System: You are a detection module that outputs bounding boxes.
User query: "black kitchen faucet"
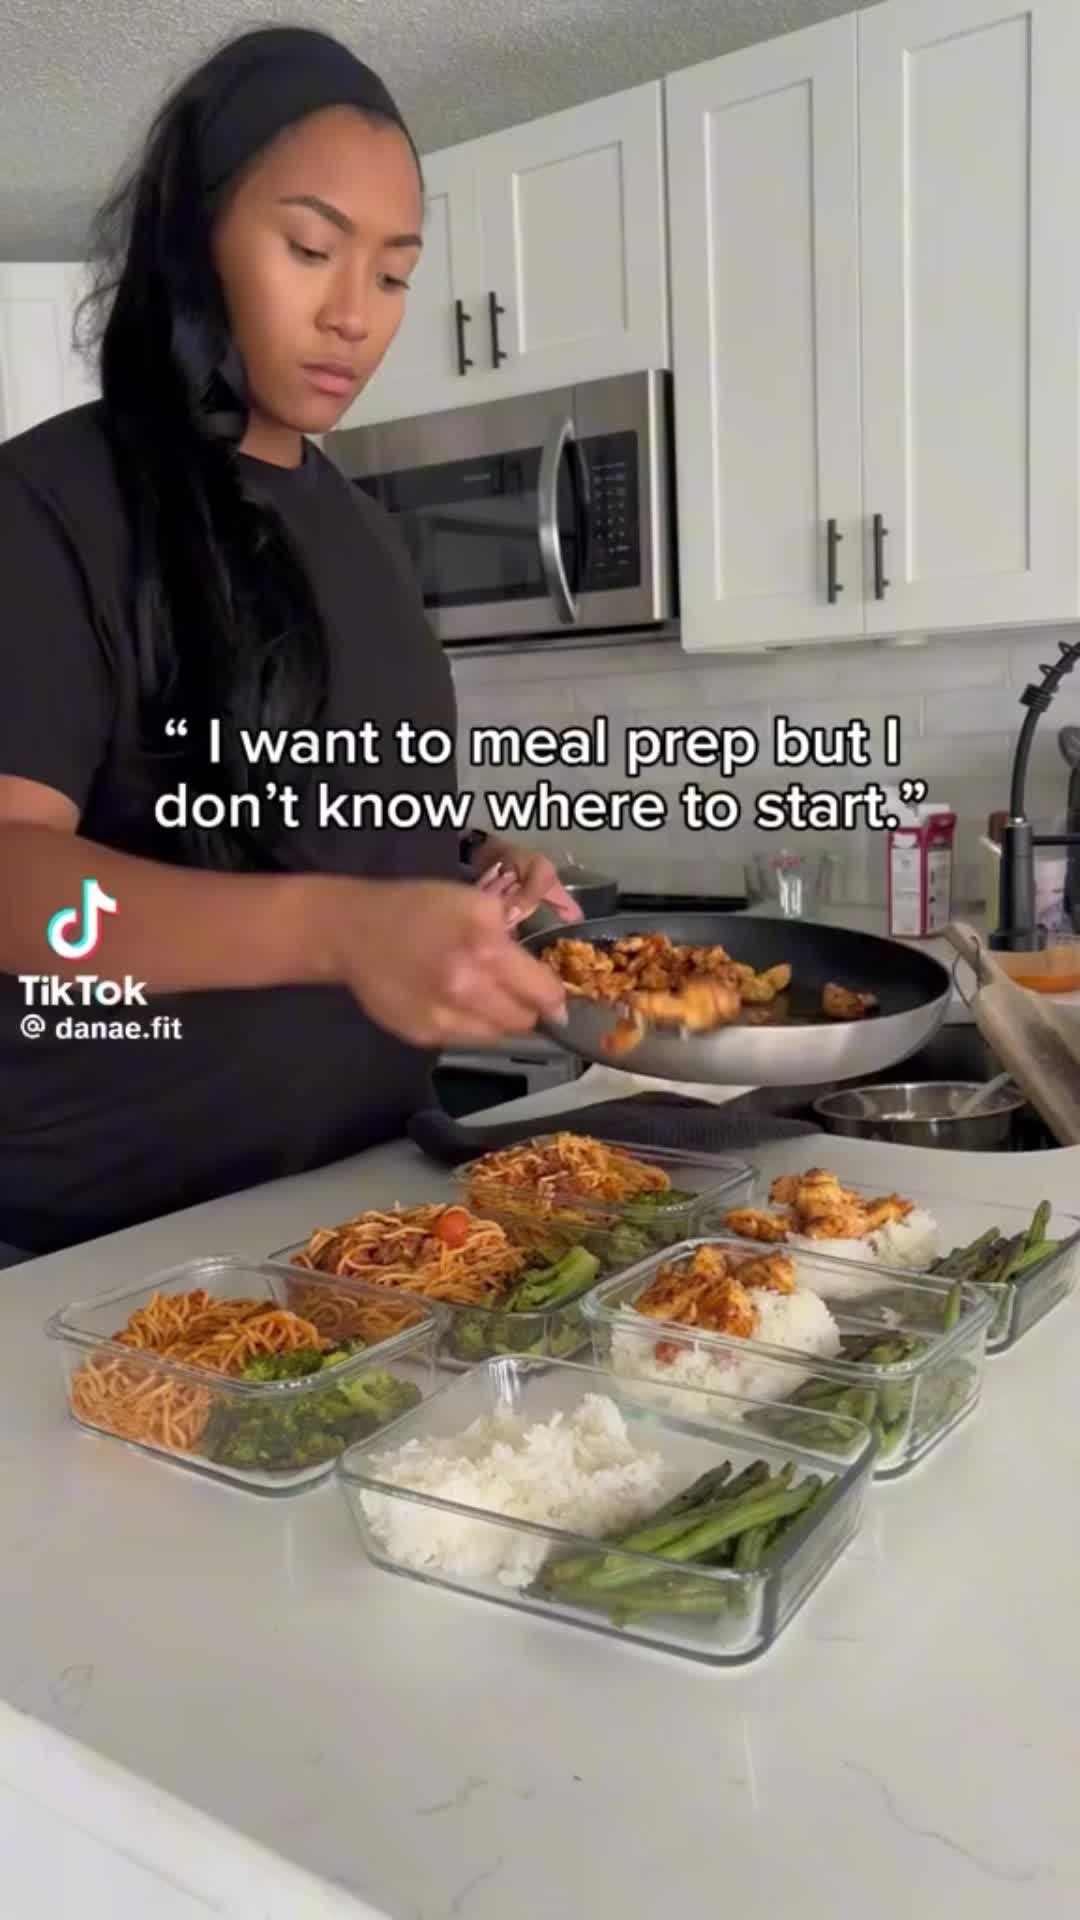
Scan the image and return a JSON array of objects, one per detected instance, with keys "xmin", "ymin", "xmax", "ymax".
[{"xmin": 994, "ymin": 635, "xmax": 1080, "ymax": 950}]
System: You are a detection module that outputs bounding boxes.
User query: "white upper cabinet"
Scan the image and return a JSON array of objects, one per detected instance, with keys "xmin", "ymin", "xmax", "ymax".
[
  {"xmin": 0, "ymin": 264, "xmax": 98, "ymax": 442},
  {"xmin": 472, "ymin": 83, "xmax": 668, "ymax": 398},
  {"xmin": 342, "ymin": 144, "xmax": 485, "ymax": 428},
  {"xmin": 858, "ymin": 0, "xmax": 1080, "ymax": 634},
  {"xmin": 669, "ymin": 0, "xmax": 1080, "ymax": 651},
  {"xmin": 667, "ymin": 18, "xmax": 865, "ymax": 650},
  {"xmin": 342, "ymin": 82, "xmax": 669, "ymax": 428}
]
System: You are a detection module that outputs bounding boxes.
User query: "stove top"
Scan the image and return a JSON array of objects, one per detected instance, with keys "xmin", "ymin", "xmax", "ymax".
[{"xmin": 616, "ymin": 892, "xmax": 749, "ymax": 913}]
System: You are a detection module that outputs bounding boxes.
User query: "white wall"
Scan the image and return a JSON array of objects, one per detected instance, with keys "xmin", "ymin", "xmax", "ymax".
[{"xmin": 452, "ymin": 626, "xmax": 1080, "ymax": 906}]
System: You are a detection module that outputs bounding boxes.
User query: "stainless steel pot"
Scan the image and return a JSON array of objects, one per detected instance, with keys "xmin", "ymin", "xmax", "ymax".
[{"xmin": 812, "ymin": 1081, "xmax": 1028, "ymax": 1151}]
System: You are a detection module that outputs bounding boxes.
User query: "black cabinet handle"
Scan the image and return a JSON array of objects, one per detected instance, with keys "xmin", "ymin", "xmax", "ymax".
[
  {"xmin": 826, "ymin": 518, "xmax": 843, "ymax": 603},
  {"xmin": 454, "ymin": 300, "xmax": 473, "ymax": 376},
  {"xmin": 488, "ymin": 290, "xmax": 508, "ymax": 366},
  {"xmin": 873, "ymin": 512, "xmax": 890, "ymax": 600}
]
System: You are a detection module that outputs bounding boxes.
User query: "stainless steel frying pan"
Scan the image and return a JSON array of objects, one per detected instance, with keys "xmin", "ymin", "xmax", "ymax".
[{"xmin": 520, "ymin": 912, "xmax": 952, "ymax": 1087}]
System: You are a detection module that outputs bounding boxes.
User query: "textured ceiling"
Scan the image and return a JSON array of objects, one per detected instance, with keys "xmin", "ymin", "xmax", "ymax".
[{"xmin": 0, "ymin": 0, "xmax": 873, "ymax": 257}]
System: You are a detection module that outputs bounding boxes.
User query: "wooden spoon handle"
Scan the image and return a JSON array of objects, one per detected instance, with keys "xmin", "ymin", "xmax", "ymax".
[{"xmin": 942, "ymin": 920, "xmax": 1014, "ymax": 991}]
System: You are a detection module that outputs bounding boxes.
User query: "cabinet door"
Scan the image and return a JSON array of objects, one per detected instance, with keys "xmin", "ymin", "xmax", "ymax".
[
  {"xmin": 859, "ymin": 0, "xmax": 1080, "ymax": 633},
  {"xmin": 336, "ymin": 146, "xmax": 485, "ymax": 428},
  {"xmin": 472, "ymin": 82, "xmax": 668, "ymax": 398},
  {"xmin": 0, "ymin": 264, "xmax": 98, "ymax": 441},
  {"xmin": 667, "ymin": 20, "xmax": 865, "ymax": 652}
]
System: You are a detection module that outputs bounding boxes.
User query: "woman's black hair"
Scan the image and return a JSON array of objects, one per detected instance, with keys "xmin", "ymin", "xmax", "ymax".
[{"xmin": 76, "ymin": 26, "xmax": 419, "ymax": 870}]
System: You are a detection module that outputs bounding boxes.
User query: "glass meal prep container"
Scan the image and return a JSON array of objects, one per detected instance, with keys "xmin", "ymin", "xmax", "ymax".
[
  {"xmin": 45, "ymin": 1256, "xmax": 442, "ymax": 1494},
  {"xmin": 583, "ymin": 1236, "xmax": 995, "ymax": 1480},
  {"xmin": 454, "ymin": 1137, "xmax": 754, "ymax": 1256},
  {"xmin": 267, "ymin": 1153, "xmax": 752, "ymax": 1372},
  {"xmin": 271, "ymin": 1207, "xmax": 626, "ymax": 1370},
  {"xmin": 337, "ymin": 1354, "xmax": 876, "ymax": 1667},
  {"xmin": 712, "ymin": 1174, "xmax": 1080, "ymax": 1353}
]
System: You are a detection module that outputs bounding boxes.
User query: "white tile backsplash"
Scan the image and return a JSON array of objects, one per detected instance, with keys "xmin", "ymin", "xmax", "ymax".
[
  {"xmin": 451, "ymin": 625, "xmax": 1080, "ymax": 905},
  {"xmin": 922, "ymin": 688, "xmax": 1028, "ymax": 736}
]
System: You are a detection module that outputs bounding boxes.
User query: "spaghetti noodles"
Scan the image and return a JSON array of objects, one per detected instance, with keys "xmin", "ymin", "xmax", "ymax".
[
  {"xmin": 69, "ymin": 1288, "xmax": 328, "ymax": 1455},
  {"xmin": 288, "ymin": 1203, "xmax": 525, "ymax": 1306},
  {"xmin": 282, "ymin": 1280, "xmax": 428, "ymax": 1347},
  {"xmin": 464, "ymin": 1133, "xmax": 672, "ymax": 1213}
]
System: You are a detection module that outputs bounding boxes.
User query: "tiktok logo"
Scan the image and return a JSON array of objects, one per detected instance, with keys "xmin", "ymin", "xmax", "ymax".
[{"xmin": 46, "ymin": 878, "xmax": 118, "ymax": 960}]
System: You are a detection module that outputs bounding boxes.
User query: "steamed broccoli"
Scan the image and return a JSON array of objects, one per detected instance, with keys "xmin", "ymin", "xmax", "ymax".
[
  {"xmin": 238, "ymin": 1339, "xmax": 370, "ymax": 1385},
  {"xmin": 241, "ymin": 1349, "xmax": 324, "ymax": 1382},
  {"xmin": 503, "ymin": 1245, "xmax": 599, "ymax": 1313},
  {"xmin": 202, "ymin": 1359, "xmax": 422, "ymax": 1471},
  {"xmin": 444, "ymin": 1246, "xmax": 601, "ymax": 1364}
]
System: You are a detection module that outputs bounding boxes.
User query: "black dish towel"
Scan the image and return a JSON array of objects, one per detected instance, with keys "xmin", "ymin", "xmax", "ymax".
[{"xmin": 407, "ymin": 1092, "xmax": 817, "ymax": 1168}]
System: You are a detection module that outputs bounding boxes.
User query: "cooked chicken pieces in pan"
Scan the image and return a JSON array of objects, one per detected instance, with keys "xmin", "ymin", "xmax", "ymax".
[
  {"xmin": 543, "ymin": 932, "xmax": 792, "ymax": 1057},
  {"xmin": 543, "ymin": 932, "xmax": 878, "ymax": 1058},
  {"xmin": 822, "ymin": 982, "xmax": 879, "ymax": 1020}
]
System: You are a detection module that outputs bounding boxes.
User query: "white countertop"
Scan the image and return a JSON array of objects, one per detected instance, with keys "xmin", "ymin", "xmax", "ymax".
[{"xmin": 4, "ymin": 1068, "xmax": 1080, "ymax": 1916}]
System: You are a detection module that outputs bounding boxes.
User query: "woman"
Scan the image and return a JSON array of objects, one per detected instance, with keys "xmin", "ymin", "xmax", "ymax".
[{"xmin": 0, "ymin": 25, "xmax": 577, "ymax": 1259}]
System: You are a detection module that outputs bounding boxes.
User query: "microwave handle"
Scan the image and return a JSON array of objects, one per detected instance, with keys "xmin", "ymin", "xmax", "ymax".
[{"xmin": 537, "ymin": 414, "xmax": 578, "ymax": 626}]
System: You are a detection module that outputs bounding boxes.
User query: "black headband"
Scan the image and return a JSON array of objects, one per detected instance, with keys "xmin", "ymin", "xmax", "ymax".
[{"xmin": 196, "ymin": 28, "xmax": 412, "ymax": 197}]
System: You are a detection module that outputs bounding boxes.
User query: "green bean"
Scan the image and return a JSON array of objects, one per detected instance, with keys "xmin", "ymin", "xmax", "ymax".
[
  {"xmin": 578, "ymin": 1483, "xmax": 821, "ymax": 1594},
  {"xmin": 734, "ymin": 1525, "xmax": 771, "ymax": 1571},
  {"xmin": 879, "ymin": 1415, "xmax": 910, "ymax": 1455},
  {"xmin": 1026, "ymin": 1200, "xmax": 1052, "ymax": 1250},
  {"xmin": 878, "ymin": 1380, "xmax": 913, "ymax": 1426},
  {"xmin": 1000, "ymin": 1239, "xmax": 1058, "ymax": 1283}
]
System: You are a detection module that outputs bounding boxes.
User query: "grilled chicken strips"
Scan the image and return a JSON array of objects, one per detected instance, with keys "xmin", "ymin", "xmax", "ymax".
[
  {"xmin": 724, "ymin": 1168, "xmax": 914, "ymax": 1245},
  {"xmin": 634, "ymin": 1244, "xmax": 797, "ymax": 1341}
]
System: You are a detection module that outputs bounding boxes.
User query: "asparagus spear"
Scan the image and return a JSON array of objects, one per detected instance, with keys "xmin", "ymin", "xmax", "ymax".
[
  {"xmin": 714, "ymin": 1461, "xmax": 773, "ymax": 1501},
  {"xmin": 539, "ymin": 1464, "xmax": 735, "ymax": 1590},
  {"xmin": 733, "ymin": 1524, "xmax": 771, "ymax": 1571},
  {"xmin": 575, "ymin": 1480, "xmax": 821, "ymax": 1595},
  {"xmin": 546, "ymin": 1462, "xmax": 834, "ymax": 1622},
  {"xmin": 641, "ymin": 1463, "xmax": 734, "ymax": 1523},
  {"xmin": 1026, "ymin": 1199, "xmax": 1052, "ymax": 1249},
  {"xmin": 929, "ymin": 1204, "xmax": 1058, "ymax": 1288},
  {"xmin": 609, "ymin": 1578, "xmax": 742, "ymax": 1625},
  {"xmin": 930, "ymin": 1228, "xmax": 999, "ymax": 1279}
]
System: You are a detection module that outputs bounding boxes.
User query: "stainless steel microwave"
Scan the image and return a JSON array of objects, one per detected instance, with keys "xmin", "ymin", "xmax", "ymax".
[{"xmin": 323, "ymin": 369, "xmax": 676, "ymax": 645}]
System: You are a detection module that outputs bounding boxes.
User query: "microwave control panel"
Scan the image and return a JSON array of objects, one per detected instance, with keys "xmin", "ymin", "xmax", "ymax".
[{"xmin": 581, "ymin": 431, "xmax": 641, "ymax": 590}]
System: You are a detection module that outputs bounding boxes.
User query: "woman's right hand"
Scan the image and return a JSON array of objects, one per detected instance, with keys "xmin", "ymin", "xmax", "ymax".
[{"xmin": 324, "ymin": 878, "xmax": 569, "ymax": 1048}]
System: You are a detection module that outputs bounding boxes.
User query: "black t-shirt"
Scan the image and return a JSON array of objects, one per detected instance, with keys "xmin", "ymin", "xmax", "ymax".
[{"xmin": 0, "ymin": 402, "xmax": 460, "ymax": 1253}]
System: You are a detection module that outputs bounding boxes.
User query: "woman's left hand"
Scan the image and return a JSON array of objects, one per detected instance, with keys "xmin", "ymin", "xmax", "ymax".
[{"xmin": 471, "ymin": 839, "xmax": 583, "ymax": 927}]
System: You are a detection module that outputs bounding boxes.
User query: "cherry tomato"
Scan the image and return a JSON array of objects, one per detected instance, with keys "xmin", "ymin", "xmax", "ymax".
[{"xmin": 432, "ymin": 1207, "xmax": 472, "ymax": 1248}]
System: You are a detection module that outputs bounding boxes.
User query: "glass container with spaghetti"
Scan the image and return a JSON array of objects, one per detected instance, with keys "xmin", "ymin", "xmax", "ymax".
[
  {"xmin": 270, "ymin": 1190, "xmax": 649, "ymax": 1369},
  {"xmin": 453, "ymin": 1134, "xmax": 754, "ymax": 1272},
  {"xmin": 46, "ymin": 1256, "xmax": 442, "ymax": 1493}
]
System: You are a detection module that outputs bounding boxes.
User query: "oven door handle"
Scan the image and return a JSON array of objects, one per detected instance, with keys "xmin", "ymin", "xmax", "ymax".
[{"xmin": 537, "ymin": 414, "xmax": 579, "ymax": 627}]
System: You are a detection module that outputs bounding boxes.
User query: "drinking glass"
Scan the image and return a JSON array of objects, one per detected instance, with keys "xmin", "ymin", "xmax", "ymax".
[{"xmin": 745, "ymin": 850, "xmax": 835, "ymax": 918}]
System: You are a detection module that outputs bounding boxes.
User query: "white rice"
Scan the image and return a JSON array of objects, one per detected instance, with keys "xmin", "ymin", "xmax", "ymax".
[
  {"xmin": 609, "ymin": 1288, "xmax": 842, "ymax": 1423},
  {"xmin": 786, "ymin": 1208, "xmax": 941, "ymax": 1297},
  {"xmin": 358, "ymin": 1393, "xmax": 666, "ymax": 1589}
]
